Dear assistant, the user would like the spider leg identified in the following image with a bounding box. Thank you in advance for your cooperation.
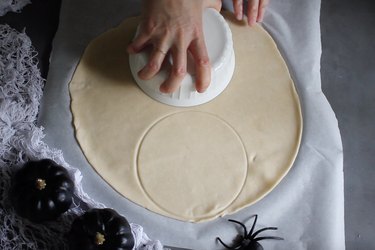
[250,227,278,240]
[254,236,284,241]
[248,214,258,237]
[228,219,248,238]
[216,237,241,250]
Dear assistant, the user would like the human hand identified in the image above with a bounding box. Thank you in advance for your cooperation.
[127,0,222,93]
[232,0,269,26]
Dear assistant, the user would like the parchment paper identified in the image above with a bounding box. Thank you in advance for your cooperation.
[38,0,345,249]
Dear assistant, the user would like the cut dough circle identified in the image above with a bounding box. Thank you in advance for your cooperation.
[70,12,302,222]
[137,111,247,221]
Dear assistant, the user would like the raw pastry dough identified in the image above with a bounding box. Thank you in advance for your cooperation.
[70,13,302,222]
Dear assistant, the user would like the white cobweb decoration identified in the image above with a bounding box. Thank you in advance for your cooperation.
[0,24,162,250]
[0,0,30,16]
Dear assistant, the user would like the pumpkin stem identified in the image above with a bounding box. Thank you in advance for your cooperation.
[95,232,105,245]
[35,178,46,190]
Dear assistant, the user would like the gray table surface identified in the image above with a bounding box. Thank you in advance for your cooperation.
[1,0,374,249]
[320,1,375,249]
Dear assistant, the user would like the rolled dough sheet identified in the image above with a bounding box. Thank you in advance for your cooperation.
[69,13,302,222]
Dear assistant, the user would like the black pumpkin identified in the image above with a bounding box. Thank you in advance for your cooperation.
[10,159,74,222]
[68,208,134,250]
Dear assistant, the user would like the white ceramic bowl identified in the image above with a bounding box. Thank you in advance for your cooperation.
[129,8,235,107]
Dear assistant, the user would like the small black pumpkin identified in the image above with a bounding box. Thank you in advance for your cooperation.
[68,208,134,250]
[10,159,74,222]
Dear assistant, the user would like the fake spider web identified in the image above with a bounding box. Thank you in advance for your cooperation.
[0,0,30,16]
[0,24,162,250]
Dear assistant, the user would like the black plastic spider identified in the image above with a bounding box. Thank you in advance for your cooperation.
[217,215,283,250]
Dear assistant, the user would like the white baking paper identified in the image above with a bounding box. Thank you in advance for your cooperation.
[38,0,345,249]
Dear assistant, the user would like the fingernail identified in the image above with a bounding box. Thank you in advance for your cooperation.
[236,11,242,20]
[257,14,264,22]
[197,88,207,93]
[197,85,208,93]
[249,17,256,26]
[138,68,148,79]
[159,84,170,93]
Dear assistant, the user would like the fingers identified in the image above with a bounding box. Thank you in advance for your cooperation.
[138,46,168,80]
[127,32,150,54]
[131,0,218,94]
[247,0,269,26]
[137,39,211,94]
[247,0,260,26]
[233,0,243,20]
[257,0,269,22]
[189,38,211,93]
[160,47,187,93]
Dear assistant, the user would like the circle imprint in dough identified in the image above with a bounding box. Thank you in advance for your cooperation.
[136,111,247,221]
